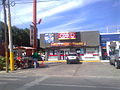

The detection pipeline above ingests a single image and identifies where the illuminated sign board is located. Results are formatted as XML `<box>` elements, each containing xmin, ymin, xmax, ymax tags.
<box><xmin>51</xmin><ymin>42</ymin><xmax>86</xmax><ymax>47</ymax></box>
<box><xmin>44</xmin><ymin>33</ymin><xmax>54</xmax><ymax>43</ymax></box>
<box><xmin>58</xmin><ymin>32</ymin><xmax>76</xmax><ymax>40</ymax></box>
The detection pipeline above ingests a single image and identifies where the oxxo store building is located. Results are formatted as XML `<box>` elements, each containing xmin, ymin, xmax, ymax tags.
<box><xmin>40</xmin><ymin>31</ymin><xmax>101</xmax><ymax>61</ymax></box>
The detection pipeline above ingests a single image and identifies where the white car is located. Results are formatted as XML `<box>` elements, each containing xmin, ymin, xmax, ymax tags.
<box><xmin>66</xmin><ymin>54</ymin><xmax>81</xmax><ymax>64</ymax></box>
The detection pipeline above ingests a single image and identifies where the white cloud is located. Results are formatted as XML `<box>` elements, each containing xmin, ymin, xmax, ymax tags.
<box><xmin>38</xmin><ymin>0</ymin><xmax>102</xmax><ymax>18</ymax></box>
<box><xmin>39</xmin><ymin>25</ymin><xmax>96</xmax><ymax>34</ymax></box>
<box><xmin>10</xmin><ymin>0</ymin><xmax>102</xmax><ymax>25</ymax></box>
<box><xmin>38</xmin><ymin>17</ymin><xmax>90</xmax><ymax>34</ymax></box>
<box><xmin>37</xmin><ymin>1</ymin><xmax>79</xmax><ymax>18</ymax></box>
<box><xmin>47</xmin><ymin>17</ymin><xmax>86</xmax><ymax>26</ymax></box>
<box><xmin>41</xmin><ymin>15</ymin><xmax>65</xmax><ymax>24</ymax></box>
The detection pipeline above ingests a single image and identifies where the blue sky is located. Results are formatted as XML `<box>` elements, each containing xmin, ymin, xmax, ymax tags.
<box><xmin>0</xmin><ymin>0</ymin><xmax>120</xmax><ymax>35</ymax></box>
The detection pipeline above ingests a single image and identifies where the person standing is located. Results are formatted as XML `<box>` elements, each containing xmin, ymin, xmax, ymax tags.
<box><xmin>32</xmin><ymin>51</ymin><xmax>39</xmax><ymax>68</ymax></box>
<box><xmin>40</xmin><ymin>53</ymin><xmax>45</xmax><ymax>61</ymax></box>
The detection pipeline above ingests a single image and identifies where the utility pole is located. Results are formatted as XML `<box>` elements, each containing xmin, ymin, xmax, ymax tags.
<box><xmin>2</xmin><ymin>0</ymin><xmax>9</xmax><ymax>73</ymax></box>
<box><xmin>33</xmin><ymin>0</ymin><xmax>37</xmax><ymax>50</ymax></box>
<box><xmin>6</xmin><ymin>0</ymin><xmax>14</xmax><ymax>71</ymax></box>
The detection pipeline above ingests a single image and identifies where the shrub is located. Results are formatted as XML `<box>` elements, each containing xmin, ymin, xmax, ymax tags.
<box><xmin>0</xmin><ymin>56</ymin><xmax>5</xmax><ymax>70</ymax></box>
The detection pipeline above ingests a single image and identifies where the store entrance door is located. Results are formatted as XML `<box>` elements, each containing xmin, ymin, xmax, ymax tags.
<box><xmin>60</xmin><ymin>49</ymin><xmax>70</xmax><ymax>60</ymax></box>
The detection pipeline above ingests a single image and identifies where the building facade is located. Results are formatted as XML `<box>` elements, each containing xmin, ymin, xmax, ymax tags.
<box><xmin>100</xmin><ymin>33</ymin><xmax>120</xmax><ymax>60</ymax></box>
<box><xmin>40</xmin><ymin>31</ymin><xmax>100</xmax><ymax>61</ymax></box>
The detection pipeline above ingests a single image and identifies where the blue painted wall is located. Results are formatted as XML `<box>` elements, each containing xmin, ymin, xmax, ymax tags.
<box><xmin>100</xmin><ymin>34</ymin><xmax>120</xmax><ymax>42</ymax></box>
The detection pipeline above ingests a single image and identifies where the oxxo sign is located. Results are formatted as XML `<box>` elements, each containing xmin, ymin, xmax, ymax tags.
<box><xmin>58</xmin><ymin>32</ymin><xmax>76</xmax><ymax>40</ymax></box>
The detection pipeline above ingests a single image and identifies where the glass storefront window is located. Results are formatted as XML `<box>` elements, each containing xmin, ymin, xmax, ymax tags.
<box><xmin>50</xmin><ymin>50</ymin><xmax>58</xmax><ymax>55</ymax></box>
<box><xmin>76</xmin><ymin>48</ymin><xmax>85</xmax><ymax>54</ymax></box>
<box><xmin>54</xmin><ymin>50</ymin><xmax>57</xmax><ymax>55</ymax></box>
<box><xmin>49</xmin><ymin>50</ymin><xmax>58</xmax><ymax>60</ymax></box>
<box><xmin>49</xmin><ymin>50</ymin><xmax>53</xmax><ymax>55</ymax></box>
<box><xmin>76</xmin><ymin>48</ymin><xmax>85</xmax><ymax>55</ymax></box>
<box><xmin>80</xmin><ymin>48</ymin><xmax>85</xmax><ymax>54</ymax></box>
<box><xmin>86</xmin><ymin>48</ymin><xmax>98</xmax><ymax>53</ymax></box>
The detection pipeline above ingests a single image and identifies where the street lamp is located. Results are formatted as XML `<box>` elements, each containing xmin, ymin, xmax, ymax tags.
<box><xmin>30</xmin><ymin>19</ymin><xmax>42</xmax><ymax>49</ymax></box>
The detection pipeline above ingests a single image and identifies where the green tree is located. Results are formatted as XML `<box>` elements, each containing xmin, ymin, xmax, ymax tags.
<box><xmin>0</xmin><ymin>21</ymin><xmax>30</xmax><ymax>47</ymax></box>
<box><xmin>12</xmin><ymin>26</ymin><xmax>30</xmax><ymax>46</ymax></box>
<box><xmin>0</xmin><ymin>22</ymin><xmax>5</xmax><ymax>42</ymax></box>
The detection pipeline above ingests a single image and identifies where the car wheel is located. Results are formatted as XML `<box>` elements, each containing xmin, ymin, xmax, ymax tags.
<box><xmin>109</xmin><ymin>61</ymin><xmax>112</xmax><ymax>65</ymax></box>
<box><xmin>67</xmin><ymin>60</ymin><xmax>69</xmax><ymax>64</ymax></box>
<box><xmin>115</xmin><ymin>61</ymin><xmax>119</xmax><ymax>69</ymax></box>
<box><xmin>109</xmin><ymin>59</ymin><xmax>113</xmax><ymax>65</ymax></box>
<box><xmin>79</xmin><ymin>61</ymin><xmax>82</xmax><ymax>64</ymax></box>
<box><xmin>77</xmin><ymin>60</ymin><xmax>80</xmax><ymax>64</ymax></box>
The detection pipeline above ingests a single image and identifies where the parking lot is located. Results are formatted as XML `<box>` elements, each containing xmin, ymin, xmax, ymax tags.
<box><xmin>5</xmin><ymin>61</ymin><xmax>120</xmax><ymax>78</ymax></box>
<box><xmin>1</xmin><ymin>62</ymin><xmax>120</xmax><ymax>90</ymax></box>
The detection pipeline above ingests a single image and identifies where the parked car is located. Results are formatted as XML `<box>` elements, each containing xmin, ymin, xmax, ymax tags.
<box><xmin>66</xmin><ymin>53</ymin><xmax>82</xmax><ymax>64</ymax></box>
<box><xmin>109</xmin><ymin>50</ymin><xmax>120</xmax><ymax>69</ymax></box>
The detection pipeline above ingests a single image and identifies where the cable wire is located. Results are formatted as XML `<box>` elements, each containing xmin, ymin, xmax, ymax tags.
<box><xmin>0</xmin><ymin>0</ymin><xmax>61</xmax><ymax>6</ymax></box>
<box><xmin>11</xmin><ymin>10</ymin><xmax>30</xmax><ymax>28</ymax></box>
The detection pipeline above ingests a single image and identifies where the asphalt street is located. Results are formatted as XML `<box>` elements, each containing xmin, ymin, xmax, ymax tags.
<box><xmin>0</xmin><ymin>62</ymin><xmax>120</xmax><ymax>90</ymax></box>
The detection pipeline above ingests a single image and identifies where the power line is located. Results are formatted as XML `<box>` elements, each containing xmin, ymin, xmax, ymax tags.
<box><xmin>0</xmin><ymin>1</ymin><xmax>29</xmax><ymax>29</ymax></box>
<box><xmin>0</xmin><ymin>0</ymin><xmax>62</xmax><ymax>28</ymax></box>
<box><xmin>11</xmin><ymin>10</ymin><xmax>30</xmax><ymax>28</ymax></box>
<box><xmin>0</xmin><ymin>0</ymin><xmax>61</xmax><ymax>6</ymax></box>
<box><xmin>16</xmin><ymin>0</ymin><xmax>59</xmax><ymax>3</ymax></box>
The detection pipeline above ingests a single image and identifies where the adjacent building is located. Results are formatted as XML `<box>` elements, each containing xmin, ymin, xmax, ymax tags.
<box><xmin>100</xmin><ymin>33</ymin><xmax>120</xmax><ymax>60</ymax></box>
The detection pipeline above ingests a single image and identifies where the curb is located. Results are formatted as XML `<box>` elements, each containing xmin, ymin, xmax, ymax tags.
<box><xmin>0</xmin><ymin>71</ymin><xmax>6</xmax><ymax>74</ymax></box>
<box><xmin>38</xmin><ymin>60</ymin><xmax>109</xmax><ymax>63</ymax></box>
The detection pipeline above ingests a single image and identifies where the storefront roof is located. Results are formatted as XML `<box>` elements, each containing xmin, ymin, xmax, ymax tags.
<box><xmin>14</xmin><ymin>46</ymin><xmax>35</xmax><ymax>50</ymax></box>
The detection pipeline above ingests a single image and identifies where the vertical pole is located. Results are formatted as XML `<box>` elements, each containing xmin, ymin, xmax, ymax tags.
<box><xmin>6</xmin><ymin>0</ymin><xmax>14</xmax><ymax>71</ymax></box>
<box><xmin>2</xmin><ymin>0</ymin><xmax>9</xmax><ymax>73</ymax></box>
<box><xmin>33</xmin><ymin>0</ymin><xmax>37</xmax><ymax>50</ymax></box>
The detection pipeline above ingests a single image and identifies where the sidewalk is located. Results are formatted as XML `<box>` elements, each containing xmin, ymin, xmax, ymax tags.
<box><xmin>0</xmin><ymin>70</ymin><xmax>6</xmax><ymax>74</ymax></box>
<box><xmin>0</xmin><ymin>60</ymin><xmax>109</xmax><ymax>74</ymax></box>
<box><xmin>0</xmin><ymin>69</ymin><xmax>22</xmax><ymax>74</ymax></box>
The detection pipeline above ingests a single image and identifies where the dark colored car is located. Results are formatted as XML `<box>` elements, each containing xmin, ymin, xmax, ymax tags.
<box><xmin>66</xmin><ymin>54</ymin><xmax>82</xmax><ymax>64</ymax></box>
<box><xmin>109</xmin><ymin>50</ymin><xmax>120</xmax><ymax>69</ymax></box>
